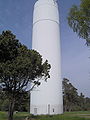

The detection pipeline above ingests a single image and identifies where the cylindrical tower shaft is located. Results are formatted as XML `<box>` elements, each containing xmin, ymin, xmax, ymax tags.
<box><xmin>30</xmin><ymin>0</ymin><xmax>63</xmax><ymax>115</ymax></box>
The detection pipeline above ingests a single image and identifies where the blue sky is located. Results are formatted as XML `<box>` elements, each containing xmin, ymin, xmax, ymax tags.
<box><xmin>0</xmin><ymin>0</ymin><xmax>90</xmax><ymax>97</ymax></box>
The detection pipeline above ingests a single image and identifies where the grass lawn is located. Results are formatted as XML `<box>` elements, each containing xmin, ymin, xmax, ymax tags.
<box><xmin>0</xmin><ymin>112</ymin><xmax>30</xmax><ymax>120</ymax></box>
<box><xmin>0</xmin><ymin>111</ymin><xmax>90</xmax><ymax>120</ymax></box>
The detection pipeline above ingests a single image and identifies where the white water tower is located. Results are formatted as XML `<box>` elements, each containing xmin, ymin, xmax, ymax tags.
<box><xmin>30</xmin><ymin>0</ymin><xmax>63</xmax><ymax>115</ymax></box>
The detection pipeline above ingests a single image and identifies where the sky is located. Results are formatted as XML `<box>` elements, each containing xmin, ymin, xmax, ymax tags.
<box><xmin>0</xmin><ymin>0</ymin><xmax>90</xmax><ymax>97</ymax></box>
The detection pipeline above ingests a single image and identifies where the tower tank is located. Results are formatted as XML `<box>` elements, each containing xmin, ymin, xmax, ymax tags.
<box><xmin>30</xmin><ymin>0</ymin><xmax>63</xmax><ymax>115</ymax></box>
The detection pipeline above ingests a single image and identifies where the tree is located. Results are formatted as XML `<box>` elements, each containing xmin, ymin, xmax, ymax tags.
<box><xmin>78</xmin><ymin>93</ymin><xmax>85</xmax><ymax>110</ymax></box>
<box><xmin>0</xmin><ymin>31</ymin><xmax>51</xmax><ymax>120</ymax></box>
<box><xmin>67</xmin><ymin>0</ymin><xmax>90</xmax><ymax>46</ymax></box>
<box><xmin>63</xmin><ymin>78</ymin><xmax>79</xmax><ymax>112</ymax></box>
<box><xmin>62</xmin><ymin>78</ymin><xmax>90</xmax><ymax>111</ymax></box>
<box><xmin>0</xmin><ymin>90</ymin><xmax>29</xmax><ymax>112</ymax></box>
<box><xmin>84</xmin><ymin>97</ymin><xmax>90</xmax><ymax>110</ymax></box>
<box><xmin>14</xmin><ymin>91</ymin><xmax>30</xmax><ymax>112</ymax></box>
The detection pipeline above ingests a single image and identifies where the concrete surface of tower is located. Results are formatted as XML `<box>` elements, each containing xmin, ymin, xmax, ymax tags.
<box><xmin>30</xmin><ymin>0</ymin><xmax>63</xmax><ymax>115</ymax></box>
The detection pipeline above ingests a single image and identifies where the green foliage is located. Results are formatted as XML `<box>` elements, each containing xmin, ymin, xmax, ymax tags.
<box><xmin>0</xmin><ymin>31</ymin><xmax>21</xmax><ymax>62</ymax></box>
<box><xmin>63</xmin><ymin>78</ymin><xmax>79</xmax><ymax>112</ymax></box>
<box><xmin>0</xmin><ymin>91</ymin><xmax>30</xmax><ymax>112</ymax></box>
<box><xmin>14</xmin><ymin>91</ymin><xmax>30</xmax><ymax>112</ymax></box>
<box><xmin>63</xmin><ymin>78</ymin><xmax>90</xmax><ymax>112</ymax></box>
<box><xmin>0</xmin><ymin>30</ymin><xmax>51</xmax><ymax>120</ymax></box>
<box><xmin>68</xmin><ymin>0</ymin><xmax>90</xmax><ymax>45</ymax></box>
<box><xmin>67</xmin><ymin>0</ymin><xmax>90</xmax><ymax>111</ymax></box>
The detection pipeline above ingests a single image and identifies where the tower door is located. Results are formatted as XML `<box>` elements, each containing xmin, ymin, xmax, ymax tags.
<box><xmin>48</xmin><ymin>104</ymin><xmax>50</xmax><ymax>114</ymax></box>
<box><xmin>34</xmin><ymin>108</ymin><xmax>37</xmax><ymax>115</ymax></box>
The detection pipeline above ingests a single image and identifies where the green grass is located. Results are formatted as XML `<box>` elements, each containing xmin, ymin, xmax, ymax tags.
<box><xmin>0</xmin><ymin>111</ymin><xmax>8</xmax><ymax>120</ymax></box>
<box><xmin>0</xmin><ymin>111</ymin><xmax>90</xmax><ymax>120</ymax></box>
<box><xmin>14</xmin><ymin>112</ymin><xmax>30</xmax><ymax>120</ymax></box>
<box><xmin>0</xmin><ymin>112</ymin><xmax>30</xmax><ymax>120</ymax></box>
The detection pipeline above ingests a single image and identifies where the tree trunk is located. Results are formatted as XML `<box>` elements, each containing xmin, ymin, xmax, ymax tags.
<box><xmin>8</xmin><ymin>100</ymin><xmax>15</xmax><ymax>120</ymax></box>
